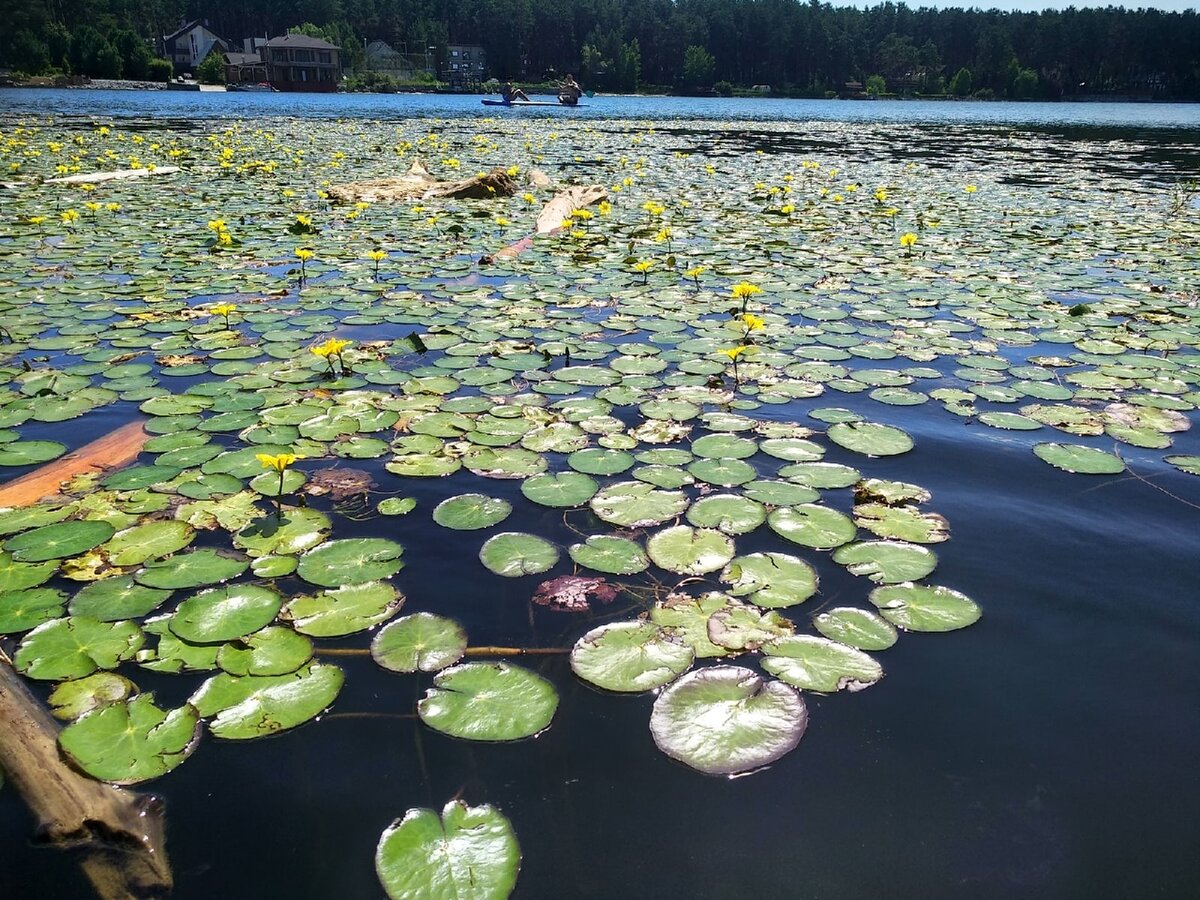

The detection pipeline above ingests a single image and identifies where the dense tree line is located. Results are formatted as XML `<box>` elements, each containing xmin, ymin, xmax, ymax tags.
<box><xmin>2</xmin><ymin>0</ymin><xmax>1198</xmax><ymax>98</ymax></box>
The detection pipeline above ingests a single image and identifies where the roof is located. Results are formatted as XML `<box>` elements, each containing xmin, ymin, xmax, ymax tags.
<box><xmin>223</xmin><ymin>52</ymin><xmax>263</xmax><ymax>66</ymax></box>
<box><xmin>163</xmin><ymin>20</ymin><xmax>214</xmax><ymax>43</ymax></box>
<box><xmin>264</xmin><ymin>34</ymin><xmax>340</xmax><ymax>51</ymax></box>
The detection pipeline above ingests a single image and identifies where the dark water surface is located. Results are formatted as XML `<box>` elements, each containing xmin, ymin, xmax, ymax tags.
<box><xmin>1</xmin><ymin>93</ymin><xmax>1198</xmax><ymax>900</ymax></box>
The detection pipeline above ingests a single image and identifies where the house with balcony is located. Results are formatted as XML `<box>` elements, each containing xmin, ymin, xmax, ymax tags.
<box><xmin>443</xmin><ymin>44</ymin><xmax>486</xmax><ymax>89</ymax></box>
<box><xmin>162</xmin><ymin>20</ymin><xmax>228</xmax><ymax>74</ymax></box>
<box><xmin>263</xmin><ymin>34</ymin><xmax>342</xmax><ymax>92</ymax></box>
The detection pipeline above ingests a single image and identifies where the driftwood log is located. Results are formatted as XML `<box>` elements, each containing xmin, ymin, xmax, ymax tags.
<box><xmin>328</xmin><ymin>161</ymin><xmax>523</xmax><ymax>203</ymax></box>
<box><xmin>483</xmin><ymin>184</ymin><xmax>610</xmax><ymax>262</ymax></box>
<box><xmin>0</xmin><ymin>420</ymin><xmax>149</xmax><ymax>508</ymax></box>
<box><xmin>0</xmin><ymin>657</ymin><xmax>172</xmax><ymax>899</ymax></box>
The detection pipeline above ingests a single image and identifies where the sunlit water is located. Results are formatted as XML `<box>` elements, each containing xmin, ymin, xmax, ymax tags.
<box><xmin>0</xmin><ymin>91</ymin><xmax>1198</xmax><ymax>900</ymax></box>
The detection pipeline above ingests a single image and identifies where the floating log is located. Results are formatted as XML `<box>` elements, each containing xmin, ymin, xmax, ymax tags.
<box><xmin>328</xmin><ymin>161</ymin><xmax>521</xmax><ymax>203</ymax></box>
<box><xmin>483</xmin><ymin>184</ymin><xmax>609</xmax><ymax>262</ymax></box>
<box><xmin>0</xmin><ymin>420</ymin><xmax>149</xmax><ymax>508</ymax></box>
<box><xmin>0</xmin><ymin>658</ymin><xmax>173</xmax><ymax>899</ymax></box>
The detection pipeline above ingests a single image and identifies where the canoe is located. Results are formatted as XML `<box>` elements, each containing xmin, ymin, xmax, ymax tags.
<box><xmin>481</xmin><ymin>99</ymin><xmax>585</xmax><ymax>108</ymax></box>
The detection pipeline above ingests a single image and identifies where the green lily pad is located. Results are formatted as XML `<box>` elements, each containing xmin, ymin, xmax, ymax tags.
<box><xmin>832</xmin><ymin>540</ymin><xmax>938</xmax><ymax>583</ymax></box>
<box><xmin>375</xmin><ymin>801</ymin><xmax>520</xmax><ymax>900</ymax></box>
<box><xmin>14</xmin><ymin>616</ymin><xmax>143</xmax><ymax>681</ymax></box>
<box><xmin>479</xmin><ymin>532</ymin><xmax>559</xmax><ymax>577</ymax></box>
<box><xmin>0</xmin><ymin>440</ymin><xmax>67</xmax><ymax>466</ymax></box>
<box><xmin>571</xmin><ymin>621</ymin><xmax>694</xmax><ymax>693</ymax></box>
<box><xmin>4</xmin><ymin>520</ymin><xmax>116</xmax><ymax>562</ymax></box>
<box><xmin>433</xmin><ymin>494</ymin><xmax>512</xmax><ymax>530</ymax></box>
<box><xmin>101</xmin><ymin>520</ymin><xmax>195</xmax><ymax>567</ymax></box>
<box><xmin>136</xmin><ymin>615</ymin><xmax>221</xmax><ymax>674</ymax></box>
<box><xmin>567</xmin><ymin>534</ymin><xmax>649</xmax><ymax>575</ymax></box>
<box><xmin>281</xmin><ymin>581</ymin><xmax>404</xmax><ymax>637</ymax></box>
<box><xmin>646</xmin><ymin>525</ymin><xmax>735</xmax><ymax>575</ymax></box>
<box><xmin>418</xmin><ymin>662</ymin><xmax>558</xmax><ymax>741</ymax></box>
<box><xmin>826</xmin><ymin>422</ymin><xmax>914</xmax><ymax>456</ymax></box>
<box><xmin>58</xmin><ymin>694</ymin><xmax>200</xmax><ymax>784</ymax></box>
<box><xmin>520</xmin><ymin>471</ymin><xmax>598</xmax><ymax>507</ymax></box>
<box><xmin>217</xmin><ymin>626</ymin><xmax>314</xmax><ymax>677</ymax></box>
<box><xmin>371</xmin><ymin>613</ymin><xmax>468</xmax><ymax>674</ymax></box>
<box><xmin>134</xmin><ymin>549</ymin><xmax>249</xmax><ymax>589</ymax></box>
<box><xmin>706</xmin><ymin>605</ymin><xmax>794</xmax><ymax>651</ymax></box>
<box><xmin>170</xmin><ymin>584</ymin><xmax>283</xmax><ymax>644</ymax></box>
<box><xmin>767</xmin><ymin>504</ymin><xmax>856</xmax><ymax>549</ymax></box>
<box><xmin>590</xmin><ymin>481</ymin><xmax>689</xmax><ymax>528</ymax></box>
<box><xmin>869</xmin><ymin>584</ymin><xmax>982</xmax><ymax>631</ymax></box>
<box><xmin>813</xmin><ymin>607</ymin><xmax>899</xmax><ymax>650</ymax></box>
<box><xmin>233</xmin><ymin>508</ymin><xmax>331</xmax><ymax>557</ymax></box>
<box><xmin>649</xmin><ymin>592</ymin><xmax>744</xmax><ymax>659</ymax></box>
<box><xmin>68</xmin><ymin>576</ymin><xmax>172</xmax><ymax>621</ymax></box>
<box><xmin>189</xmin><ymin>662</ymin><xmax>345</xmax><ymax>740</ymax></box>
<box><xmin>1033</xmin><ymin>442</ymin><xmax>1126</xmax><ymax>474</ymax></box>
<box><xmin>297</xmin><ymin>538</ymin><xmax>405</xmax><ymax>587</ymax></box>
<box><xmin>1165</xmin><ymin>455</ymin><xmax>1200</xmax><ymax>476</ymax></box>
<box><xmin>719</xmin><ymin>552</ymin><xmax>818</xmax><ymax>608</ymax></box>
<box><xmin>853</xmin><ymin>504</ymin><xmax>949</xmax><ymax>544</ymax></box>
<box><xmin>685</xmin><ymin>494</ymin><xmax>766</xmax><ymax>535</ymax></box>
<box><xmin>761</xmin><ymin>635</ymin><xmax>884</xmax><ymax>692</ymax></box>
<box><xmin>649</xmin><ymin>665</ymin><xmax>807</xmax><ymax>775</ymax></box>
<box><xmin>48</xmin><ymin>671</ymin><xmax>136</xmax><ymax>720</ymax></box>
<box><xmin>0</xmin><ymin>551</ymin><xmax>57</xmax><ymax>592</ymax></box>
<box><xmin>0</xmin><ymin>586</ymin><xmax>66</xmax><ymax>633</ymax></box>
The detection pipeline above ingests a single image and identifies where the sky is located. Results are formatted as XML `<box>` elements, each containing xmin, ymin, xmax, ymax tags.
<box><xmin>830</xmin><ymin>1</ymin><xmax>1197</xmax><ymax>10</ymax></box>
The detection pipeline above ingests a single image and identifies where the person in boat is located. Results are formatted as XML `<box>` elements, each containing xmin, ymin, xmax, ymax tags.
<box><xmin>558</xmin><ymin>74</ymin><xmax>582</xmax><ymax>105</ymax></box>
<box><xmin>501</xmin><ymin>82</ymin><xmax>530</xmax><ymax>103</ymax></box>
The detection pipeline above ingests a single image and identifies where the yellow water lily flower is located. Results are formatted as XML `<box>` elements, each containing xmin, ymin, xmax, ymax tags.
<box><xmin>731</xmin><ymin>282</ymin><xmax>762</xmax><ymax>302</ymax></box>
<box><xmin>721</xmin><ymin>346</ymin><xmax>750</xmax><ymax>360</ymax></box>
<box><xmin>207</xmin><ymin>218</ymin><xmax>226</xmax><ymax>232</ymax></box>
<box><xmin>367</xmin><ymin>249</ymin><xmax>387</xmax><ymax>262</ymax></box>
<box><xmin>741</xmin><ymin>313</ymin><xmax>765</xmax><ymax>332</ymax></box>
<box><xmin>295</xmin><ymin>248</ymin><xmax>314</xmax><ymax>262</ymax></box>
<box><xmin>256</xmin><ymin>453</ymin><xmax>297</xmax><ymax>473</ymax></box>
<box><xmin>60</xmin><ymin>209</ymin><xmax>80</xmax><ymax>224</ymax></box>
<box><xmin>965</xmin><ymin>184</ymin><xmax>978</xmax><ymax>194</ymax></box>
<box><xmin>632</xmin><ymin>259</ymin><xmax>655</xmax><ymax>273</ymax></box>
<box><xmin>211</xmin><ymin>303</ymin><xmax>237</xmax><ymax>317</ymax></box>
<box><xmin>311</xmin><ymin>337</ymin><xmax>351</xmax><ymax>358</ymax></box>
<box><xmin>874</xmin><ymin>188</ymin><xmax>889</xmax><ymax>202</ymax></box>
<box><xmin>899</xmin><ymin>232</ymin><xmax>918</xmax><ymax>248</ymax></box>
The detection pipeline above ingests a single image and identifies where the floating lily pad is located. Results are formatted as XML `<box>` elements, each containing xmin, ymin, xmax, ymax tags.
<box><xmin>4</xmin><ymin>520</ymin><xmax>116</xmax><ymax>562</ymax></box>
<box><xmin>649</xmin><ymin>592</ymin><xmax>744</xmax><ymax>658</ymax></box>
<box><xmin>189</xmin><ymin>662</ymin><xmax>345</xmax><ymax>740</ymax></box>
<box><xmin>707</xmin><ymin>605</ymin><xmax>794</xmax><ymax>651</ymax></box>
<box><xmin>833</xmin><ymin>540</ymin><xmax>937</xmax><ymax>583</ymax></box>
<box><xmin>375</xmin><ymin>801</ymin><xmax>520</xmax><ymax>900</ymax></box>
<box><xmin>282</xmin><ymin>581</ymin><xmax>404</xmax><ymax>637</ymax></box>
<box><xmin>418</xmin><ymin>662</ymin><xmax>557</xmax><ymax>741</ymax></box>
<box><xmin>647</xmin><ymin>525</ymin><xmax>735</xmax><ymax>575</ymax></box>
<box><xmin>520</xmin><ymin>471</ymin><xmax>598</xmax><ymax>507</ymax></box>
<box><xmin>217</xmin><ymin>626</ymin><xmax>314</xmax><ymax>677</ymax></box>
<box><xmin>813</xmin><ymin>607</ymin><xmax>898</xmax><ymax>650</ymax></box>
<box><xmin>297</xmin><ymin>538</ymin><xmax>405</xmax><ymax>587</ymax></box>
<box><xmin>571</xmin><ymin>621</ymin><xmax>694</xmax><ymax>693</ymax></box>
<box><xmin>14</xmin><ymin>616</ymin><xmax>143</xmax><ymax>681</ymax></box>
<box><xmin>134</xmin><ymin>549</ymin><xmax>249</xmax><ymax>589</ymax></box>
<box><xmin>101</xmin><ymin>520</ymin><xmax>195</xmax><ymax>567</ymax></box>
<box><xmin>433</xmin><ymin>494</ymin><xmax>512</xmax><ymax>530</ymax></box>
<box><xmin>761</xmin><ymin>636</ymin><xmax>883</xmax><ymax>692</ymax></box>
<box><xmin>68</xmin><ymin>576</ymin><xmax>171</xmax><ymax>621</ymax></box>
<box><xmin>371</xmin><ymin>613</ymin><xmax>468</xmax><ymax>673</ymax></box>
<box><xmin>0</xmin><ymin>551</ymin><xmax>57</xmax><ymax>592</ymax></box>
<box><xmin>826</xmin><ymin>422</ymin><xmax>913</xmax><ymax>456</ymax></box>
<box><xmin>479</xmin><ymin>532</ymin><xmax>559</xmax><ymax>577</ymax></box>
<box><xmin>170</xmin><ymin>584</ymin><xmax>282</xmax><ymax>644</ymax></box>
<box><xmin>0</xmin><ymin>440</ymin><xmax>67</xmax><ymax>466</ymax></box>
<box><xmin>567</xmin><ymin>534</ymin><xmax>648</xmax><ymax>575</ymax></box>
<box><xmin>1033</xmin><ymin>442</ymin><xmax>1126</xmax><ymax>474</ymax></box>
<box><xmin>767</xmin><ymin>504</ymin><xmax>856</xmax><ymax>549</ymax></box>
<box><xmin>869</xmin><ymin>584</ymin><xmax>982</xmax><ymax>632</ymax></box>
<box><xmin>234</xmin><ymin>508</ymin><xmax>331</xmax><ymax>558</ymax></box>
<box><xmin>649</xmin><ymin>666</ymin><xmax>807</xmax><ymax>776</ymax></box>
<box><xmin>58</xmin><ymin>694</ymin><xmax>200</xmax><ymax>784</ymax></box>
<box><xmin>719</xmin><ymin>552</ymin><xmax>818</xmax><ymax>608</ymax></box>
<box><xmin>853</xmin><ymin>504</ymin><xmax>949</xmax><ymax>544</ymax></box>
<box><xmin>686</xmin><ymin>494</ymin><xmax>766</xmax><ymax>535</ymax></box>
<box><xmin>0</xmin><ymin>586</ymin><xmax>66</xmax><ymax>633</ymax></box>
<box><xmin>48</xmin><ymin>672</ymin><xmax>136</xmax><ymax>720</ymax></box>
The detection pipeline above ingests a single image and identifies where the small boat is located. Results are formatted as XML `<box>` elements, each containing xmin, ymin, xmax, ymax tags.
<box><xmin>227</xmin><ymin>82</ymin><xmax>277</xmax><ymax>93</ymax></box>
<box><xmin>481</xmin><ymin>99</ymin><xmax>585</xmax><ymax>108</ymax></box>
<box><xmin>166</xmin><ymin>77</ymin><xmax>200</xmax><ymax>92</ymax></box>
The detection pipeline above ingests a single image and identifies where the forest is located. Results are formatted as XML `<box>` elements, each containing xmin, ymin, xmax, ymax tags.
<box><xmin>1</xmin><ymin>0</ymin><xmax>1198</xmax><ymax>98</ymax></box>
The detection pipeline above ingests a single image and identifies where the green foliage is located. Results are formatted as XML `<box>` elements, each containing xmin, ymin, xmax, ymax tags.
<box><xmin>146</xmin><ymin>57</ymin><xmax>172</xmax><ymax>81</ymax></box>
<box><xmin>681</xmin><ymin>44</ymin><xmax>715</xmax><ymax>90</ymax></box>
<box><xmin>196</xmin><ymin>51</ymin><xmax>225</xmax><ymax>85</ymax></box>
<box><xmin>949</xmin><ymin>67</ymin><xmax>973</xmax><ymax>97</ymax></box>
<box><xmin>865</xmin><ymin>74</ymin><xmax>886</xmax><ymax>97</ymax></box>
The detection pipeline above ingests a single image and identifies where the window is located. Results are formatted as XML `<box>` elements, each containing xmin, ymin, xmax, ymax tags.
<box><xmin>318</xmin><ymin>51</ymin><xmax>331</xmax><ymax>64</ymax></box>
<box><xmin>452</xmin><ymin>49</ymin><xmax>459</xmax><ymax>57</ymax></box>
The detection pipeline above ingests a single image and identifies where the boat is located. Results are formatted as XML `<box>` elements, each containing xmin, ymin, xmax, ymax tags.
<box><xmin>227</xmin><ymin>82</ymin><xmax>277</xmax><ymax>92</ymax></box>
<box><xmin>166</xmin><ymin>77</ymin><xmax>200</xmax><ymax>92</ymax></box>
<box><xmin>481</xmin><ymin>99</ymin><xmax>585</xmax><ymax>107</ymax></box>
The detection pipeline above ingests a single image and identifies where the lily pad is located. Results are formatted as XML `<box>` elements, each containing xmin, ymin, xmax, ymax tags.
<box><xmin>101</xmin><ymin>520</ymin><xmax>195</xmax><ymax>567</ymax></box>
<box><xmin>134</xmin><ymin>549</ymin><xmax>249</xmax><ymax>589</ymax></box>
<box><xmin>520</xmin><ymin>471</ymin><xmax>598</xmax><ymax>507</ymax></box>
<box><xmin>767</xmin><ymin>504</ymin><xmax>856</xmax><ymax>549</ymax></box>
<box><xmin>371</xmin><ymin>613</ymin><xmax>468</xmax><ymax>673</ymax></box>
<box><xmin>813</xmin><ymin>607</ymin><xmax>898</xmax><ymax>650</ymax></box>
<box><xmin>589</xmin><ymin>481</ymin><xmax>689</xmax><ymax>528</ymax></box>
<box><xmin>869</xmin><ymin>584</ymin><xmax>982</xmax><ymax>632</ymax></box>
<box><xmin>432</xmin><ymin>494</ymin><xmax>512</xmax><ymax>530</ymax></box>
<box><xmin>479</xmin><ymin>532</ymin><xmax>559</xmax><ymax>577</ymax></box>
<box><xmin>170</xmin><ymin>584</ymin><xmax>283</xmax><ymax>644</ymax></box>
<box><xmin>832</xmin><ymin>540</ymin><xmax>938</xmax><ymax>583</ymax></box>
<box><xmin>375</xmin><ymin>800</ymin><xmax>520</xmax><ymax>900</ymax></box>
<box><xmin>761</xmin><ymin>635</ymin><xmax>884</xmax><ymax>692</ymax></box>
<box><xmin>571</xmin><ymin>621</ymin><xmax>694</xmax><ymax>693</ymax></box>
<box><xmin>68</xmin><ymin>576</ymin><xmax>172</xmax><ymax>621</ymax></box>
<box><xmin>719</xmin><ymin>552</ymin><xmax>818</xmax><ymax>608</ymax></box>
<box><xmin>827</xmin><ymin>422</ymin><xmax>914</xmax><ymax>456</ymax></box>
<box><xmin>189</xmin><ymin>662</ymin><xmax>345</xmax><ymax>740</ymax></box>
<box><xmin>418</xmin><ymin>662</ymin><xmax>557</xmax><ymax>741</ymax></box>
<box><xmin>4</xmin><ymin>520</ymin><xmax>116</xmax><ymax>562</ymax></box>
<box><xmin>14</xmin><ymin>616</ymin><xmax>143</xmax><ymax>680</ymax></box>
<box><xmin>0</xmin><ymin>440</ymin><xmax>67</xmax><ymax>466</ymax></box>
<box><xmin>567</xmin><ymin>534</ymin><xmax>649</xmax><ymax>575</ymax></box>
<box><xmin>48</xmin><ymin>672</ymin><xmax>136</xmax><ymax>720</ymax></box>
<box><xmin>281</xmin><ymin>581</ymin><xmax>403</xmax><ymax>637</ymax></box>
<box><xmin>217</xmin><ymin>626</ymin><xmax>314</xmax><ymax>677</ymax></box>
<box><xmin>297</xmin><ymin>538</ymin><xmax>405</xmax><ymax>587</ymax></box>
<box><xmin>646</xmin><ymin>525</ymin><xmax>735</xmax><ymax>575</ymax></box>
<box><xmin>1032</xmin><ymin>442</ymin><xmax>1126</xmax><ymax>474</ymax></box>
<box><xmin>649</xmin><ymin>666</ymin><xmax>807</xmax><ymax>776</ymax></box>
<box><xmin>58</xmin><ymin>694</ymin><xmax>200</xmax><ymax>784</ymax></box>
<box><xmin>0</xmin><ymin>586</ymin><xmax>67</xmax><ymax>633</ymax></box>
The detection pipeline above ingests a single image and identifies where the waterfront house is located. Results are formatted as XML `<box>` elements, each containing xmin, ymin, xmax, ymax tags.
<box><xmin>443</xmin><ymin>44</ymin><xmax>486</xmax><ymax>89</ymax></box>
<box><xmin>162</xmin><ymin>20</ymin><xmax>228</xmax><ymax>74</ymax></box>
<box><xmin>262</xmin><ymin>34</ymin><xmax>342</xmax><ymax>92</ymax></box>
<box><xmin>223</xmin><ymin>51</ymin><xmax>268</xmax><ymax>86</ymax></box>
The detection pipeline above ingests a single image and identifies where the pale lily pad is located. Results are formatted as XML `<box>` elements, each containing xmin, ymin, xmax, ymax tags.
<box><xmin>101</xmin><ymin>520</ymin><xmax>195</xmax><ymax>567</ymax></box>
<box><xmin>520</xmin><ymin>471</ymin><xmax>597</xmax><ymax>507</ymax></box>
<box><xmin>375</xmin><ymin>800</ymin><xmax>520</xmax><ymax>900</ymax></box>
<box><xmin>170</xmin><ymin>585</ymin><xmax>282</xmax><ymax>644</ymax></box>
<box><xmin>48</xmin><ymin>672</ymin><xmax>136</xmax><ymax>720</ymax></box>
<box><xmin>433</xmin><ymin>494</ymin><xmax>512</xmax><ymax>530</ymax></box>
<box><xmin>479</xmin><ymin>533</ymin><xmax>559</xmax><ymax>577</ymax></box>
<box><xmin>14</xmin><ymin>616</ymin><xmax>143</xmax><ymax>680</ymax></box>
<box><xmin>297</xmin><ymin>538</ymin><xmax>405</xmax><ymax>587</ymax></box>
<box><xmin>707</xmin><ymin>605</ymin><xmax>794</xmax><ymax>651</ymax></box>
<box><xmin>649</xmin><ymin>592</ymin><xmax>744</xmax><ymax>658</ymax></box>
<box><xmin>1033</xmin><ymin>442</ymin><xmax>1126</xmax><ymax>474</ymax></box>
<box><xmin>833</xmin><ymin>541</ymin><xmax>937</xmax><ymax>583</ymax></box>
<box><xmin>685</xmin><ymin>494</ymin><xmax>766</xmax><ymax>535</ymax></box>
<box><xmin>1165</xmin><ymin>455</ymin><xmax>1200</xmax><ymax>476</ymax></box>
<box><xmin>378</xmin><ymin>497</ymin><xmax>418</xmax><ymax>515</ymax></box>
<box><xmin>761</xmin><ymin>636</ymin><xmax>883</xmax><ymax>692</ymax></box>
<box><xmin>647</xmin><ymin>525</ymin><xmax>735</xmax><ymax>575</ymax></box>
<box><xmin>827</xmin><ymin>422</ymin><xmax>914</xmax><ymax>456</ymax></box>
<box><xmin>134</xmin><ymin>549</ymin><xmax>249</xmax><ymax>589</ymax></box>
<box><xmin>217</xmin><ymin>626</ymin><xmax>313</xmax><ymax>676</ymax></box>
<box><xmin>371</xmin><ymin>613</ymin><xmax>468</xmax><ymax>673</ymax></box>
<box><xmin>853</xmin><ymin>504</ymin><xmax>949</xmax><ymax>544</ymax></box>
<box><xmin>568</xmin><ymin>534</ymin><xmax>649</xmax><ymax>575</ymax></box>
<box><xmin>813</xmin><ymin>607</ymin><xmax>898</xmax><ymax>650</ymax></box>
<box><xmin>190</xmin><ymin>662</ymin><xmax>345</xmax><ymax>739</ymax></box>
<box><xmin>649</xmin><ymin>666</ymin><xmax>807</xmax><ymax>776</ymax></box>
<box><xmin>234</xmin><ymin>508</ymin><xmax>331</xmax><ymax>557</ymax></box>
<box><xmin>571</xmin><ymin>621</ymin><xmax>694</xmax><ymax>693</ymax></box>
<box><xmin>58</xmin><ymin>694</ymin><xmax>200</xmax><ymax>784</ymax></box>
<box><xmin>4</xmin><ymin>520</ymin><xmax>116</xmax><ymax>562</ymax></box>
<box><xmin>869</xmin><ymin>584</ymin><xmax>982</xmax><ymax>632</ymax></box>
<box><xmin>719</xmin><ymin>552</ymin><xmax>818</xmax><ymax>608</ymax></box>
<box><xmin>767</xmin><ymin>504</ymin><xmax>856</xmax><ymax>549</ymax></box>
<box><xmin>281</xmin><ymin>581</ymin><xmax>403</xmax><ymax>637</ymax></box>
<box><xmin>590</xmin><ymin>481</ymin><xmax>689</xmax><ymax>528</ymax></box>
<box><xmin>418</xmin><ymin>662</ymin><xmax>557</xmax><ymax>741</ymax></box>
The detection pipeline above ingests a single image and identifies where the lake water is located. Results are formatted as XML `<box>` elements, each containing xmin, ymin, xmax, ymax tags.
<box><xmin>0</xmin><ymin>91</ymin><xmax>1198</xmax><ymax>900</ymax></box>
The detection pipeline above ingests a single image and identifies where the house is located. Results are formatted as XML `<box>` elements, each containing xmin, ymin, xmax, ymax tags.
<box><xmin>162</xmin><ymin>20</ymin><xmax>228</xmax><ymax>73</ymax></box>
<box><xmin>223</xmin><ymin>52</ymin><xmax>268</xmax><ymax>85</ymax></box>
<box><xmin>443</xmin><ymin>44</ymin><xmax>486</xmax><ymax>89</ymax></box>
<box><xmin>262</xmin><ymin>34</ymin><xmax>342</xmax><ymax>92</ymax></box>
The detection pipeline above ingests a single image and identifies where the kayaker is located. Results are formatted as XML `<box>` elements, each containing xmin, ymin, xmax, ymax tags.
<box><xmin>501</xmin><ymin>82</ymin><xmax>530</xmax><ymax>103</ymax></box>
<box><xmin>558</xmin><ymin>74</ymin><xmax>582</xmax><ymax>105</ymax></box>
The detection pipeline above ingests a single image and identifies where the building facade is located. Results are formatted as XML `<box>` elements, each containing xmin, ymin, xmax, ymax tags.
<box><xmin>262</xmin><ymin>35</ymin><xmax>342</xmax><ymax>92</ymax></box>
<box><xmin>162</xmin><ymin>20</ymin><xmax>228</xmax><ymax>73</ymax></box>
<box><xmin>443</xmin><ymin>44</ymin><xmax>486</xmax><ymax>89</ymax></box>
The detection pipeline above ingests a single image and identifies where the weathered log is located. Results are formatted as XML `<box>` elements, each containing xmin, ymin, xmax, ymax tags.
<box><xmin>47</xmin><ymin>167</ymin><xmax>181</xmax><ymax>185</ymax></box>
<box><xmin>0</xmin><ymin>420</ymin><xmax>149</xmax><ymax>508</ymax></box>
<box><xmin>0</xmin><ymin>657</ymin><xmax>172</xmax><ymax>899</ymax></box>
<box><xmin>328</xmin><ymin>161</ymin><xmax>520</xmax><ymax>203</ymax></box>
<box><xmin>483</xmin><ymin>184</ymin><xmax>609</xmax><ymax>262</ymax></box>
